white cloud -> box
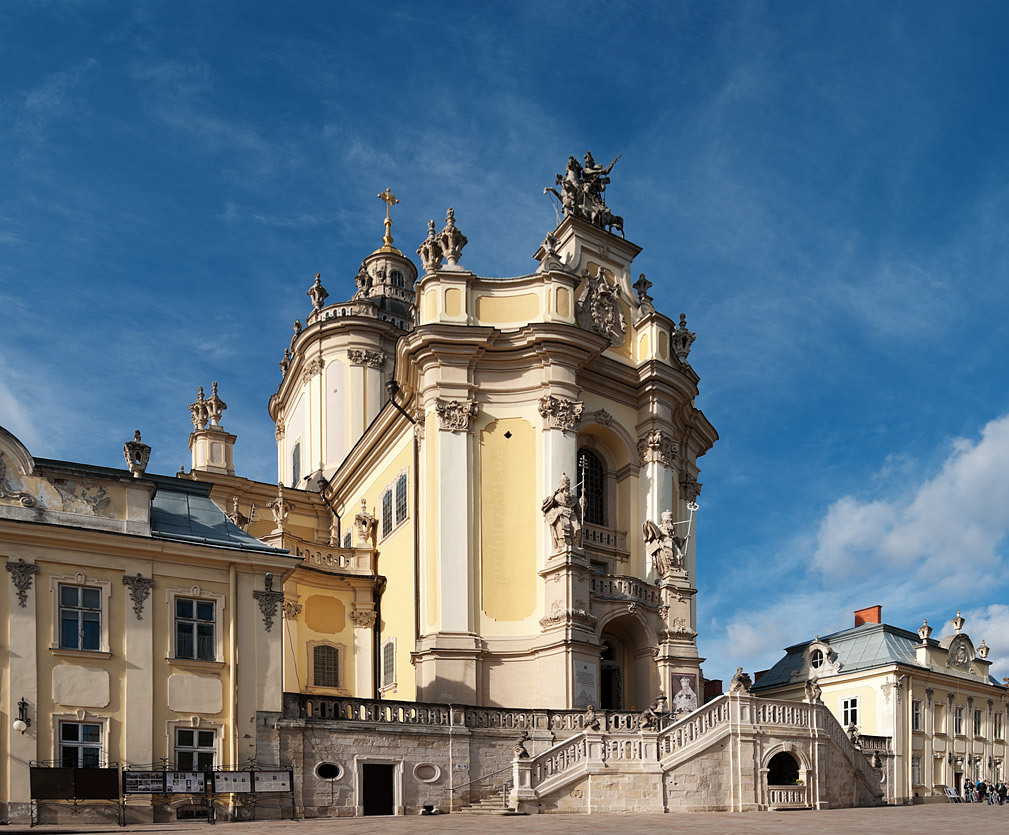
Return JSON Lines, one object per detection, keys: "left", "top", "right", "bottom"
{"left": 963, "top": 604, "right": 1009, "bottom": 683}
{"left": 813, "top": 413, "right": 1009, "bottom": 589}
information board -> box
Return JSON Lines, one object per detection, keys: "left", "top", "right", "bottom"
{"left": 253, "top": 770, "right": 292, "bottom": 793}
{"left": 166, "top": 772, "right": 206, "bottom": 794}
{"left": 213, "top": 771, "right": 252, "bottom": 793}
{"left": 123, "top": 771, "right": 166, "bottom": 794}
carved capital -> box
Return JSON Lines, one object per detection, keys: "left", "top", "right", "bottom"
{"left": 282, "top": 601, "right": 303, "bottom": 620}
{"left": 351, "top": 609, "right": 377, "bottom": 629}
{"left": 6, "top": 558, "right": 39, "bottom": 607}
{"left": 122, "top": 573, "right": 156, "bottom": 620}
{"left": 637, "top": 430, "right": 678, "bottom": 468}
{"left": 301, "top": 357, "right": 325, "bottom": 383}
{"left": 538, "top": 395, "right": 584, "bottom": 432}
{"left": 252, "top": 573, "right": 285, "bottom": 633}
{"left": 347, "top": 349, "right": 387, "bottom": 368}
{"left": 680, "top": 472, "right": 702, "bottom": 503}
{"left": 435, "top": 398, "right": 478, "bottom": 432}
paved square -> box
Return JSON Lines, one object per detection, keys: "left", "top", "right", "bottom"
{"left": 11, "top": 804, "right": 1009, "bottom": 835}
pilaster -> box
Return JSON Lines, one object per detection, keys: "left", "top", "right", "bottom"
{"left": 6, "top": 559, "right": 38, "bottom": 822}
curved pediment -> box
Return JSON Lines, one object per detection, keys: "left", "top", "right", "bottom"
{"left": 0, "top": 425, "right": 34, "bottom": 477}
{"left": 942, "top": 633, "right": 977, "bottom": 674}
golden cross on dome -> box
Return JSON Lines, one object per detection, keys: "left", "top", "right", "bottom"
{"left": 378, "top": 188, "right": 399, "bottom": 246}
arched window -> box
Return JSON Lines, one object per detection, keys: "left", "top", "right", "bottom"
{"left": 577, "top": 449, "right": 605, "bottom": 526}
{"left": 313, "top": 645, "right": 340, "bottom": 688}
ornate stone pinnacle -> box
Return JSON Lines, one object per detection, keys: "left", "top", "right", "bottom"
{"left": 124, "top": 430, "right": 151, "bottom": 477}
{"left": 633, "top": 273, "right": 653, "bottom": 304}
{"left": 438, "top": 208, "right": 468, "bottom": 267}
{"left": 951, "top": 609, "right": 965, "bottom": 634}
{"left": 307, "top": 272, "right": 329, "bottom": 311}
{"left": 378, "top": 187, "right": 399, "bottom": 247}
{"left": 417, "top": 219, "right": 444, "bottom": 274}
{"left": 189, "top": 386, "right": 208, "bottom": 430}
{"left": 671, "top": 313, "right": 696, "bottom": 361}
{"left": 205, "top": 381, "right": 226, "bottom": 427}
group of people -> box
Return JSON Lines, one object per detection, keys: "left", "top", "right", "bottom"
{"left": 963, "top": 779, "right": 1009, "bottom": 803}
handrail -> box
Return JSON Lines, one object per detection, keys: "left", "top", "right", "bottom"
{"left": 445, "top": 763, "right": 513, "bottom": 792}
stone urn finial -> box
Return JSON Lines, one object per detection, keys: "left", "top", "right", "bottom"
{"left": 124, "top": 430, "right": 151, "bottom": 477}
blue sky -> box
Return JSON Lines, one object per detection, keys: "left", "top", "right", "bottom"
{"left": 3, "top": 1, "right": 1009, "bottom": 685}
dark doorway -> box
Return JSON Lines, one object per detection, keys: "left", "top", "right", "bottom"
{"left": 362, "top": 763, "right": 395, "bottom": 816}
{"left": 767, "top": 752, "right": 800, "bottom": 785}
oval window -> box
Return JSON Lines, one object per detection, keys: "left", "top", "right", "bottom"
{"left": 810, "top": 649, "right": 824, "bottom": 669}
{"left": 315, "top": 762, "right": 342, "bottom": 781}
{"left": 413, "top": 763, "right": 440, "bottom": 782}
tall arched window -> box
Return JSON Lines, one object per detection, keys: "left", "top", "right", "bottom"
{"left": 577, "top": 448, "right": 605, "bottom": 526}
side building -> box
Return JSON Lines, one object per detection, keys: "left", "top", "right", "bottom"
{"left": 752, "top": 605, "right": 1008, "bottom": 804}
{"left": 0, "top": 426, "right": 297, "bottom": 824}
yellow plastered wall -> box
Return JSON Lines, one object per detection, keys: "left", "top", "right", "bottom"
{"left": 478, "top": 417, "right": 537, "bottom": 632}
{"left": 357, "top": 436, "right": 416, "bottom": 700}
{"left": 819, "top": 676, "right": 882, "bottom": 734}
{"left": 285, "top": 580, "right": 356, "bottom": 694}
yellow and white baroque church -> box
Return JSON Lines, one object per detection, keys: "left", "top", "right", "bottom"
{"left": 197, "top": 174, "right": 717, "bottom": 712}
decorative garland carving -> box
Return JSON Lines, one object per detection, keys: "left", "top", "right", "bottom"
{"left": 6, "top": 558, "right": 39, "bottom": 607}
{"left": 435, "top": 398, "right": 478, "bottom": 432}
{"left": 346, "top": 349, "right": 387, "bottom": 368}
{"left": 122, "top": 573, "right": 156, "bottom": 620}
{"left": 252, "top": 573, "right": 285, "bottom": 633}
{"left": 538, "top": 395, "right": 584, "bottom": 432}
{"left": 637, "top": 430, "right": 678, "bottom": 468}
{"left": 539, "top": 600, "right": 597, "bottom": 630}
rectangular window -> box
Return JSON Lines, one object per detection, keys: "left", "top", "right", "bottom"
{"left": 175, "top": 598, "right": 215, "bottom": 661}
{"left": 996, "top": 712, "right": 1004, "bottom": 739}
{"left": 313, "top": 644, "right": 340, "bottom": 688}
{"left": 911, "top": 755, "right": 922, "bottom": 786}
{"left": 974, "top": 709, "right": 983, "bottom": 737}
{"left": 395, "top": 473, "right": 408, "bottom": 524}
{"left": 911, "top": 700, "right": 922, "bottom": 731}
{"left": 343, "top": 531, "right": 352, "bottom": 548}
{"left": 175, "top": 728, "right": 216, "bottom": 772}
{"left": 59, "top": 585, "right": 101, "bottom": 651}
{"left": 60, "top": 722, "right": 101, "bottom": 768}
{"left": 955, "top": 706, "right": 964, "bottom": 735}
{"left": 382, "top": 639, "right": 396, "bottom": 689}
{"left": 934, "top": 703, "right": 945, "bottom": 734}
{"left": 842, "top": 697, "right": 859, "bottom": 727}
{"left": 381, "top": 489, "right": 393, "bottom": 537}
{"left": 291, "top": 441, "right": 301, "bottom": 486}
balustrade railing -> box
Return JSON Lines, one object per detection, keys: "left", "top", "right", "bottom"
{"left": 531, "top": 736, "right": 587, "bottom": 784}
{"left": 767, "top": 785, "right": 809, "bottom": 808}
{"left": 658, "top": 696, "right": 729, "bottom": 759}
{"left": 756, "top": 700, "right": 809, "bottom": 727}
{"left": 582, "top": 524, "right": 629, "bottom": 555}
{"left": 590, "top": 574, "right": 662, "bottom": 608}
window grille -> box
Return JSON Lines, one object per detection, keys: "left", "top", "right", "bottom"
{"left": 291, "top": 442, "right": 301, "bottom": 486}
{"left": 382, "top": 640, "right": 396, "bottom": 688}
{"left": 577, "top": 449, "right": 605, "bottom": 526}
{"left": 313, "top": 645, "right": 340, "bottom": 688}
{"left": 395, "top": 474, "right": 408, "bottom": 524}
{"left": 382, "top": 489, "right": 393, "bottom": 536}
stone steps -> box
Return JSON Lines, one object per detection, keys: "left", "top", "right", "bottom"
{"left": 455, "top": 796, "right": 525, "bottom": 815}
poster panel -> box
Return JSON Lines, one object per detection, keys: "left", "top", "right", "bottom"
{"left": 253, "top": 771, "right": 292, "bottom": 793}
{"left": 123, "top": 771, "right": 166, "bottom": 794}
{"left": 573, "top": 660, "right": 598, "bottom": 709}
{"left": 671, "top": 672, "right": 699, "bottom": 715}
{"left": 29, "top": 767, "right": 75, "bottom": 800}
{"left": 75, "top": 768, "right": 120, "bottom": 799}
{"left": 166, "top": 772, "right": 206, "bottom": 793}
{"left": 213, "top": 771, "right": 252, "bottom": 793}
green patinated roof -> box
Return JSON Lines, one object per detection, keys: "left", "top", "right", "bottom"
{"left": 752, "top": 622, "right": 1003, "bottom": 690}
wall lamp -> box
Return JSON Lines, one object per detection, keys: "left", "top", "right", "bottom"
{"left": 12, "top": 697, "right": 31, "bottom": 734}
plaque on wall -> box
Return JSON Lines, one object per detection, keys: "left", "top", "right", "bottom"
{"left": 124, "top": 771, "right": 166, "bottom": 794}
{"left": 253, "top": 770, "right": 292, "bottom": 792}
{"left": 166, "top": 772, "right": 206, "bottom": 793}
{"left": 573, "top": 660, "right": 598, "bottom": 709}
{"left": 212, "top": 771, "right": 252, "bottom": 793}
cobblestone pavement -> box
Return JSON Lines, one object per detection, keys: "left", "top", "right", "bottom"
{"left": 10, "top": 804, "right": 1009, "bottom": 835}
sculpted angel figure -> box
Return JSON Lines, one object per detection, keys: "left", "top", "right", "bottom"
{"left": 541, "top": 473, "right": 582, "bottom": 552}
{"left": 642, "top": 510, "right": 688, "bottom": 579}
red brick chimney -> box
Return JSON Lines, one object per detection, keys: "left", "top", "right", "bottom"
{"left": 854, "top": 605, "right": 882, "bottom": 626}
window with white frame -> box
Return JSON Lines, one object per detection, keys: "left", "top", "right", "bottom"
{"left": 996, "top": 712, "right": 1004, "bottom": 739}
{"left": 954, "top": 705, "right": 964, "bottom": 735}
{"left": 395, "top": 473, "right": 408, "bottom": 524}
{"left": 59, "top": 585, "right": 101, "bottom": 651}
{"left": 911, "top": 755, "right": 922, "bottom": 786}
{"left": 381, "top": 488, "right": 393, "bottom": 537}
{"left": 381, "top": 638, "right": 396, "bottom": 690}
{"left": 842, "top": 696, "right": 859, "bottom": 727}
{"left": 175, "top": 598, "right": 216, "bottom": 661}
{"left": 912, "top": 700, "right": 922, "bottom": 731}
{"left": 810, "top": 649, "right": 824, "bottom": 669}
{"left": 60, "top": 721, "right": 102, "bottom": 768}
{"left": 175, "top": 728, "right": 216, "bottom": 771}
{"left": 974, "top": 709, "right": 984, "bottom": 737}
{"left": 313, "top": 644, "right": 340, "bottom": 688}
